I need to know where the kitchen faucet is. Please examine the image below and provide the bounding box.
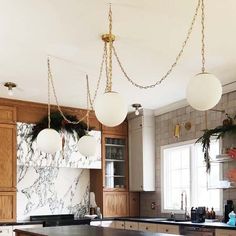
[181,191,189,220]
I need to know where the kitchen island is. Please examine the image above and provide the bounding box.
[14,225,182,236]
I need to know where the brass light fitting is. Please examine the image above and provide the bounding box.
[4,82,17,96]
[101,34,116,43]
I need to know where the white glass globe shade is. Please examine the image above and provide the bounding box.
[186,73,222,111]
[36,128,61,154]
[78,134,97,157]
[95,92,128,127]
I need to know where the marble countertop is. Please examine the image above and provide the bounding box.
[0,220,44,226]
[14,225,181,236]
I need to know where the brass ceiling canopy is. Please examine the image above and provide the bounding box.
[4,82,17,89]
[101,34,115,43]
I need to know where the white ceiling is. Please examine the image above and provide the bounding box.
[0,0,235,112]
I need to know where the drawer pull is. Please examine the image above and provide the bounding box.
[0,230,2,233]
[121,224,124,227]
[145,227,148,230]
[130,225,132,228]
[166,229,169,232]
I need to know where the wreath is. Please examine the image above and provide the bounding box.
[28,111,89,142]
[196,114,236,172]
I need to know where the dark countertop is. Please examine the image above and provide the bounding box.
[93,217,236,230]
[14,225,181,236]
[0,220,44,226]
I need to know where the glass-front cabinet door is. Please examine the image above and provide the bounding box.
[103,135,128,190]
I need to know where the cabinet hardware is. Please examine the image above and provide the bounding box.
[0,230,2,233]
[166,229,169,232]
[145,227,148,230]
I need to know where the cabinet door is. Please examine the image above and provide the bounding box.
[0,226,12,236]
[129,128,143,191]
[0,124,16,191]
[138,222,157,232]
[102,122,128,136]
[103,192,129,217]
[0,192,16,221]
[157,224,180,234]
[215,229,236,236]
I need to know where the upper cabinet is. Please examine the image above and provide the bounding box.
[128,110,155,191]
[0,106,16,123]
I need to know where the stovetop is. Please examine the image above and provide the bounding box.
[30,214,91,227]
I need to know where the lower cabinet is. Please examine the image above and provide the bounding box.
[215,229,236,236]
[103,192,129,217]
[0,226,12,236]
[0,192,16,222]
[124,221,139,231]
[157,224,180,234]
[115,221,125,229]
[138,222,157,232]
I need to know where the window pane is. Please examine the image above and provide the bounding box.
[163,146,190,211]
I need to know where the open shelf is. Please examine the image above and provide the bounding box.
[105,159,125,162]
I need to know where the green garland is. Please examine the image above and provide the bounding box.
[28,112,89,142]
[196,114,236,172]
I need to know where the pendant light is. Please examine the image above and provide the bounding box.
[36,59,61,154]
[94,5,127,127]
[78,76,97,157]
[186,0,222,111]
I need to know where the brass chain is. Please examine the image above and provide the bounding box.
[108,4,113,92]
[201,0,206,73]
[112,0,201,89]
[47,58,51,128]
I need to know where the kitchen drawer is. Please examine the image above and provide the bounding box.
[115,221,125,229]
[157,224,180,234]
[138,222,157,232]
[0,226,12,236]
[215,229,236,236]
[101,221,116,228]
[12,224,43,236]
[124,221,139,231]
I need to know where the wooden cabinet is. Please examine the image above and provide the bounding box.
[215,229,236,236]
[128,113,155,191]
[124,221,139,231]
[0,192,16,222]
[0,226,12,236]
[0,124,16,191]
[91,121,138,217]
[157,224,180,234]
[0,106,16,222]
[103,192,129,217]
[138,222,157,232]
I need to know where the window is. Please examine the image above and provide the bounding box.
[161,139,222,214]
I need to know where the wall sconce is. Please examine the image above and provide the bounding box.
[174,122,192,138]
[4,82,17,96]
[132,103,142,116]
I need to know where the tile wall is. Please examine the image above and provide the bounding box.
[140,91,236,217]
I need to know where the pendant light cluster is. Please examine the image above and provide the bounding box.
[93,0,222,128]
[36,59,97,156]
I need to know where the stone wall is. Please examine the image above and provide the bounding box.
[140,90,236,217]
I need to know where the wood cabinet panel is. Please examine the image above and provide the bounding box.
[157,224,180,234]
[0,123,16,191]
[0,192,16,221]
[103,192,129,217]
[138,222,157,232]
[102,122,128,136]
[129,192,140,217]
[215,229,236,236]
[0,106,16,123]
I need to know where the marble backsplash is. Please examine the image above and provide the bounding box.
[17,166,90,220]
[16,122,93,220]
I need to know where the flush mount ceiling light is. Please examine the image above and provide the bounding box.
[4,82,17,96]
[93,0,220,127]
[132,103,142,116]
